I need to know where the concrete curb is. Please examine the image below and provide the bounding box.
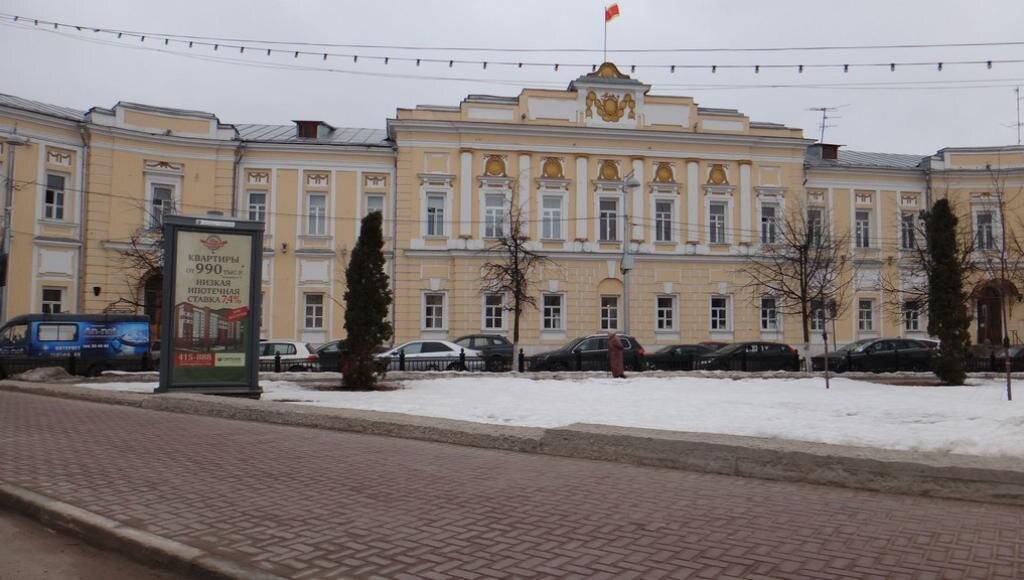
[4,380,1024,507]
[0,481,284,580]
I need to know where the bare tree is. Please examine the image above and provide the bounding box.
[479,202,554,371]
[111,202,166,312]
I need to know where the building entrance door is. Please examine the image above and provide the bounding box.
[976,286,1003,345]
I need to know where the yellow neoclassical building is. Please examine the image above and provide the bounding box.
[2,63,1023,353]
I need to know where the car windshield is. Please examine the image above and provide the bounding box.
[713,343,745,355]
[834,338,876,353]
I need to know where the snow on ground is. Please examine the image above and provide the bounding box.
[77,375,1024,458]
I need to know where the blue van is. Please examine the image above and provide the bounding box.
[0,314,150,377]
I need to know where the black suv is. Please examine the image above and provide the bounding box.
[697,342,800,371]
[453,334,513,371]
[529,334,646,372]
[811,338,936,372]
[645,344,717,371]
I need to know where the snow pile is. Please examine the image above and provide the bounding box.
[14,366,73,382]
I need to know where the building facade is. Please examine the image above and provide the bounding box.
[2,63,1023,353]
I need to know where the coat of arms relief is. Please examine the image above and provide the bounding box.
[585,90,636,122]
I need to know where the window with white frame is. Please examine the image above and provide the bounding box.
[858,299,874,332]
[483,193,506,238]
[810,299,826,332]
[655,200,673,242]
[760,204,777,244]
[903,301,920,332]
[541,195,563,240]
[150,184,175,227]
[304,293,324,329]
[307,193,326,235]
[41,287,64,314]
[600,296,619,330]
[807,207,824,246]
[599,198,619,242]
[483,294,504,330]
[365,194,385,216]
[542,294,563,330]
[708,202,727,244]
[710,296,729,330]
[423,292,445,329]
[975,210,996,250]
[656,296,675,331]
[855,210,871,248]
[247,192,266,223]
[425,194,446,236]
[44,173,66,220]
[760,296,778,331]
[900,212,916,250]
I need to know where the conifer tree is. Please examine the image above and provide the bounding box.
[925,199,971,385]
[342,211,393,389]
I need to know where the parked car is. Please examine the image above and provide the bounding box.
[454,334,513,371]
[991,346,1024,371]
[529,334,646,372]
[313,340,347,372]
[259,340,319,371]
[810,338,935,373]
[697,341,800,371]
[698,341,730,352]
[377,339,483,371]
[645,344,716,371]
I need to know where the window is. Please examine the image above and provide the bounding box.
[307,194,326,235]
[975,211,995,250]
[304,294,324,329]
[541,195,563,240]
[807,208,824,246]
[858,299,874,332]
[656,296,675,331]
[38,323,77,342]
[426,194,445,236]
[855,210,871,248]
[760,205,777,244]
[810,299,826,332]
[483,294,504,330]
[365,194,384,216]
[599,198,619,242]
[760,297,778,331]
[542,294,563,330]
[423,293,445,329]
[710,296,729,330]
[41,288,64,314]
[421,342,453,353]
[655,200,673,242]
[0,323,27,345]
[600,296,619,331]
[708,202,727,244]
[247,192,266,222]
[484,193,506,238]
[900,213,916,250]
[903,301,920,332]
[150,185,174,227]
[44,173,65,220]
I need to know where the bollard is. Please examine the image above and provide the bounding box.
[459,348,466,371]
[399,349,406,371]
[518,349,525,372]
[575,349,582,371]
[274,352,281,373]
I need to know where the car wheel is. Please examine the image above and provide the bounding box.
[87,363,107,377]
[548,361,568,372]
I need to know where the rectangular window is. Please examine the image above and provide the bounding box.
[900,213,916,250]
[599,198,619,242]
[44,173,66,220]
[150,185,174,227]
[760,297,778,331]
[903,301,920,332]
[810,299,826,332]
[307,194,326,235]
[807,208,824,246]
[855,210,871,248]
[542,294,563,330]
[708,202,727,244]
[655,200,673,242]
[41,287,64,314]
[37,323,78,342]
[710,296,729,330]
[858,299,874,332]
[483,294,504,330]
[975,211,995,250]
[656,296,675,331]
[541,195,563,240]
[760,205,777,244]
[365,194,385,216]
[484,193,506,238]
[426,194,445,236]
[304,294,324,329]
[600,296,619,331]
[423,293,445,329]
[247,192,266,222]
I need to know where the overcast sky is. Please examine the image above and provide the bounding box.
[2,0,1023,154]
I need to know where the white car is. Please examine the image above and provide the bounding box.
[377,339,483,371]
[260,340,319,371]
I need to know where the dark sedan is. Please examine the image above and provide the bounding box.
[811,338,936,372]
[313,339,347,372]
[697,342,800,371]
[454,334,513,371]
[645,344,716,371]
[529,334,645,372]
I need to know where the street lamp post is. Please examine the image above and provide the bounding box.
[620,172,641,334]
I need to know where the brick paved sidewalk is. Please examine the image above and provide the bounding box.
[2,391,1022,579]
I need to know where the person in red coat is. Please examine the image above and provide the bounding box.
[607,331,626,378]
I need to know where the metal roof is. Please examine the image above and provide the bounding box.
[0,93,85,121]
[236,124,389,147]
[806,149,926,170]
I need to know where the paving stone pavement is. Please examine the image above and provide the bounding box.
[1,391,1023,579]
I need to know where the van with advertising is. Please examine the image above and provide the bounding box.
[0,314,151,377]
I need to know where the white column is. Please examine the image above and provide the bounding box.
[686,161,699,242]
[575,157,588,240]
[518,154,530,236]
[631,159,644,241]
[740,162,752,243]
[459,151,472,237]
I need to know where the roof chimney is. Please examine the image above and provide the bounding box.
[808,143,841,161]
[293,120,332,139]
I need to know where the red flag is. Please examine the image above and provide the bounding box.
[605,3,620,22]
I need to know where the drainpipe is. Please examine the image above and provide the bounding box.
[389,160,398,346]
[77,124,89,313]
[1,130,29,323]
[231,142,245,218]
